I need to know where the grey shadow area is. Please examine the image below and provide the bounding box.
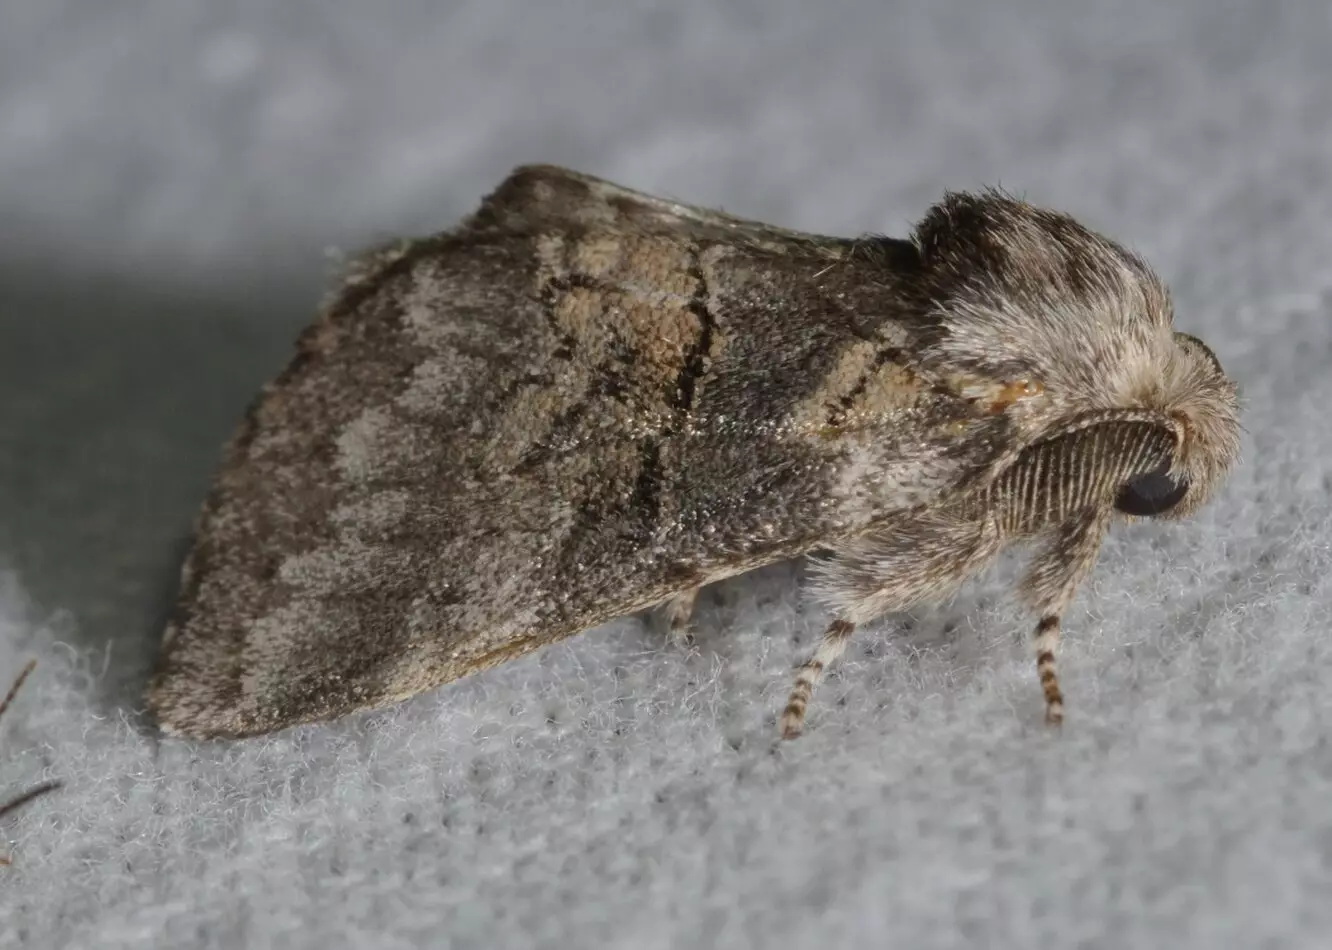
[0,260,323,722]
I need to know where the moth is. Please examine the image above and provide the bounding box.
[2,660,60,865]
[147,165,1241,741]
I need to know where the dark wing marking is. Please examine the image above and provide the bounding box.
[148,166,1022,738]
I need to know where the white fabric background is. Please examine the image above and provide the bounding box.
[3,2,1332,947]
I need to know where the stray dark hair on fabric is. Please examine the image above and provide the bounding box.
[1,660,61,866]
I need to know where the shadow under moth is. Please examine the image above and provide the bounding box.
[147,165,1241,741]
[2,661,60,864]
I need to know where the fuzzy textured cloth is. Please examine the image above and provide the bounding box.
[4,2,1332,947]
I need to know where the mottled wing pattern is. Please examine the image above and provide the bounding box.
[149,166,1024,738]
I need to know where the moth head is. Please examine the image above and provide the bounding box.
[907,190,1241,523]
[1114,330,1241,521]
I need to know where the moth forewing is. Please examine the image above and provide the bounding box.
[147,166,1240,741]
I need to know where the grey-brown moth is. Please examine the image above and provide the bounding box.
[146,165,1241,740]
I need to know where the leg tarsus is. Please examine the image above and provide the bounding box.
[780,619,856,739]
[1033,614,1064,725]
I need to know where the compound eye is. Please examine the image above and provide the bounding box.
[1115,460,1189,516]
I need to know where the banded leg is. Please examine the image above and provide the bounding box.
[784,512,1002,739]
[780,619,855,739]
[1033,615,1064,723]
[1020,508,1112,725]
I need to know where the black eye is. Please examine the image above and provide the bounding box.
[1115,460,1189,516]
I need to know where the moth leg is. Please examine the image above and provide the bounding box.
[780,619,855,739]
[1020,508,1113,725]
[782,512,1002,739]
[661,587,700,646]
